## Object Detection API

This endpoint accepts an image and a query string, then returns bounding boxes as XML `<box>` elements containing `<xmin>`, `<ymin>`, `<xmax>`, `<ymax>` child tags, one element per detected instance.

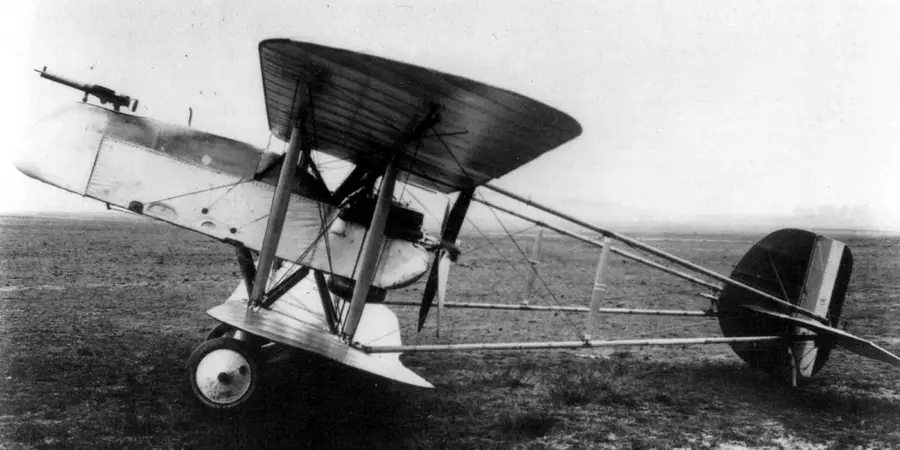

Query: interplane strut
<box><xmin>341</xmin><ymin>158</ymin><xmax>401</xmax><ymax>341</ymax></box>
<box><xmin>249</xmin><ymin>117</ymin><xmax>310</xmax><ymax>309</ymax></box>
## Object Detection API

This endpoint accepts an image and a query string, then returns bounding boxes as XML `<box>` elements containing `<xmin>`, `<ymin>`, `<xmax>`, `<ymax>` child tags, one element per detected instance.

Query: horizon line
<box><xmin>2</xmin><ymin>211</ymin><xmax>898</xmax><ymax>236</ymax></box>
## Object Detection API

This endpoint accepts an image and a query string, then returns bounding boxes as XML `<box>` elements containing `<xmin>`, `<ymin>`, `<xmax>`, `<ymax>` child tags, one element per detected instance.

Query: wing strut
<box><xmin>249</xmin><ymin>119</ymin><xmax>310</xmax><ymax>308</ymax></box>
<box><xmin>235</xmin><ymin>245</ymin><xmax>256</xmax><ymax>298</ymax></box>
<box><xmin>340</xmin><ymin>157</ymin><xmax>401</xmax><ymax>341</ymax></box>
<box><xmin>313</xmin><ymin>271</ymin><xmax>340</xmax><ymax>334</ymax></box>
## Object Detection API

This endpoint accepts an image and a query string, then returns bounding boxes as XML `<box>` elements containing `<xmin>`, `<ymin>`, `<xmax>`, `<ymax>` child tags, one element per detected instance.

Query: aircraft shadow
<box><xmin>202</xmin><ymin>354</ymin><xmax>446</xmax><ymax>449</ymax></box>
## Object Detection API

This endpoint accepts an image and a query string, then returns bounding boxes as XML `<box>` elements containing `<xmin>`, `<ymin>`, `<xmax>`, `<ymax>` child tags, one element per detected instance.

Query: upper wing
<box><xmin>259</xmin><ymin>39</ymin><xmax>582</xmax><ymax>193</ymax></box>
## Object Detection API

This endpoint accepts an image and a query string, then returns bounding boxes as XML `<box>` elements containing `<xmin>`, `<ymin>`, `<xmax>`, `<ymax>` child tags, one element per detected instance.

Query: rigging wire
<box><xmin>309</xmin><ymin>91</ymin><xmax>343</xmax><ymax>326</ymax></box>
<box><xmin>462</xmin><ymin>225</ymin><xmax>537</xmax><ymax>256</ymax></box>
<box><xmin>245</xmin><ymin>94</ymin><xmax>808</xmax><ymax>353</ymax></box>
<box><xmin>360</xmin><ymin>191</ymin><xmax>536</xmax><ymax>345</ymax></box>
<box><xmin>204</xmin><ymin>177</ymin><xmax>250</xmax><ymax>211</ymax></box>
<box><xmin>403</xmin><ymin>188</ymin><xmax>442</xmax><ymax>231</ymax></box>
<box><xmin>234</xmin><ymin>212</ymin><xmax>270</xmax><ymax>231</ymax></box>
<box><xmin>145</xmin><ymin>178</ymin><xmax>248</xmax><ymax>205</ymax></box>
<box><xmin>470</xmin><ymin>198</ymin><xmax>585</xmax><ymax>339</ymax></box>
<box><xmin>429</xmin><ymin>130</ymin><xmax>587</xmax><ymax>339</ymax></box>
<box><xmin>361</xmin><ymin>321</ymin><xmax>404</xmax><ymax>347</ymax></box>
<box><xmin>360</xmin><ymin>129</ymin><xmax>778</xmax><ymax>349</ymax></box>
<box><xmin>257</xmin><ymin>212</ymin><xmax>344</xmax><ymax>319</ymax></box>
<box><xmin>398</xmin><ymin>137</ymin><xmax>423</xmax><ymax>202</ymax></box>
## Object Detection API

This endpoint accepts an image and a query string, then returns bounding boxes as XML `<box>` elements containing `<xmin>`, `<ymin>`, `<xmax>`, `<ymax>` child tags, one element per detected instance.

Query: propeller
<box><xmin>435</xmin><ymin>249</ymin><xmax>451</xmax><ymax>337</ymax></box>
<box><xmin>417</xmin><ymin>189</ymin><xmax>473</xmax><ymax>333</ymax></box>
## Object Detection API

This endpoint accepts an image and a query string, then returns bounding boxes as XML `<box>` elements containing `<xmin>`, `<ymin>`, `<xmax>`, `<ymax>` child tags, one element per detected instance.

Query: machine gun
<box><xmin>35</xmin><ymin>66</ymin><xmax>139</xmax><ymax>112</ymax></box>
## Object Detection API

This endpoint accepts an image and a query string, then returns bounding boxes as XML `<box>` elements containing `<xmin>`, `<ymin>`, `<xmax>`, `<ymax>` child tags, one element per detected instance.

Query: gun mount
<box><xmin>35</xmin><ymin>66</ymin><xmax>139</xmax><ymax>112</ymax></box>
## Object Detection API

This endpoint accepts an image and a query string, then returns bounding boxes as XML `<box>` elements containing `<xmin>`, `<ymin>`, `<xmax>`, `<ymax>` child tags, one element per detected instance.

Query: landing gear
<box><xmin>186</xmin><ymin>337</ymin><xmax>262</xmax><ymax>412</ymax></box>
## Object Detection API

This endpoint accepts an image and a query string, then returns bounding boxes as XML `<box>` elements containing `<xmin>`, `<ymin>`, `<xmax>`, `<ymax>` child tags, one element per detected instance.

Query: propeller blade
<box><xmin>417</xmin><ymin>253</ymin><xmax>441</xmax><ymax>332</ymax></box>
<box><xmin>417</xmin><ymin>188</ymin><xmax>473</xmax><ymax>332</ymax></box>
<box><xmin>436</xmin><ymin>250</ymin><xmax>450</xmax><ymax>337</ymax></box>
<box><xmin>439</xmin><ymin>201</ymin><xmax>451</xmax><ymax>236</ymax></box>
<box><xmin>441</xmin><ymin>191</ymin><xmax>470</xmax><ymax>249</ymax></box>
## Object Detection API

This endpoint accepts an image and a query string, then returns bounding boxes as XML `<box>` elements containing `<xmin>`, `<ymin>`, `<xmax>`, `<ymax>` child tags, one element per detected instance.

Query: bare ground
<box><xmin>0</xmin><ymin>216</ymin><xmax>898</xmax><ymax>449</ymax></box>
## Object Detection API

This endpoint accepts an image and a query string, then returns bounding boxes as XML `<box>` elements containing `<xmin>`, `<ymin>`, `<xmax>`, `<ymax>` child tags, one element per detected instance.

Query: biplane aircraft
<box><xmin>16</xmin><ymin>38</ymin><xmax>900</xmax><ymax>412</ymax></box>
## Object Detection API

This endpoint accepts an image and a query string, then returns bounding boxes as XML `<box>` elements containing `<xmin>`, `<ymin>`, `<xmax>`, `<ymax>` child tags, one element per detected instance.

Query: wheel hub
<box><xmin>194</xmin><ymin>348</ymin><xmax>253</xmax><ymax>405</ymax></box>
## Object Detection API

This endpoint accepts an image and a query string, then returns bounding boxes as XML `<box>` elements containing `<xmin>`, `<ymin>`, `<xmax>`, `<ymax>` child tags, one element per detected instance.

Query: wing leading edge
<box><xmin>259</xmin><ymin>39</ymin><xmax>582</xmax><ymax>193</ymax></box>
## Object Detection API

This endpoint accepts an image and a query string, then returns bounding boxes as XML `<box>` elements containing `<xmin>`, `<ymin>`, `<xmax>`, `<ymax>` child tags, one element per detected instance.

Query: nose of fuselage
<box><xmin>15</xmin><ymin>103</ymin><xmax>110</xmax><ymax>195</ymax></box>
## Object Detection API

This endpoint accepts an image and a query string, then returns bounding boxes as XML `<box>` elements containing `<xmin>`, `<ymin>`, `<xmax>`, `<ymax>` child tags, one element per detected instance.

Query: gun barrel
<box><xmin>34</xmin><ymin>68</ymin><xmax>90</xmax><ymax>92</ymax></box>
<box><xmin>34</xmin><ymin>66</ymin><xmax>137</xmax><ymax>112</ymax></box>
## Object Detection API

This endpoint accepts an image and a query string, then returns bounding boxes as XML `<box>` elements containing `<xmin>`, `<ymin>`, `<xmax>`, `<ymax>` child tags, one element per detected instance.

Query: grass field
<box><xmin>0</xmin><ymin>215</ymin><xmax>898</xmax><ymax>449</ymax></box>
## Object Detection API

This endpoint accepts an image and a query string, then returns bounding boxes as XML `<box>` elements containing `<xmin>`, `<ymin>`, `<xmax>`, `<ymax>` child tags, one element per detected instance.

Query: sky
<box><xmin>2</xmin><ymin>1</ymin><xmax>899</xmax><ymax>231</ymax></box>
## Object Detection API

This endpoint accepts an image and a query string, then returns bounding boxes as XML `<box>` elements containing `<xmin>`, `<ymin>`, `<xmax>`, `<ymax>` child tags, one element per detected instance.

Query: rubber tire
<box><xmin>205</xmin><ymin>322</ymin><xmax>236</xmax><ymax>341</ymax></box>
<box><xmin>185</xmin><ymin>337</ymin><xmax>263</xmax><ymax>414</ymax></box>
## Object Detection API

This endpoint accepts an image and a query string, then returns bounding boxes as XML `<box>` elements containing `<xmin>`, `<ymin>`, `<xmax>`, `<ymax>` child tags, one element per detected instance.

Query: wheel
<box><xmin>207</xmin><ymin>323</ymin><xmax>270</xmax><ymax>347</ymax></box>
<box><xmin>205</xmin><ymin>322</ymin><xmax>236</xmax><ymax>341</ymax></box>
<box><xmin>186</xmin><ymin>337</ymin><xmax>262</xmax><ymax>412</ymax></box>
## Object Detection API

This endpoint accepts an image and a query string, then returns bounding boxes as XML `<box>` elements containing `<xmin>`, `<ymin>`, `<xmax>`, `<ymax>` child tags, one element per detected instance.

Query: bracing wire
<box><xmin>470</xmin><ymin>196</ymin><xmax>586</xmax><ymax>339</ymax></box>
<box><xmin>427</xmin><ymin>129</ymin><xmax>588</xmax><ymax>339</ymax></box>
<box><xmin>462</xmin><ymin>225</ymin><xmax>537</xmax><ymax>256</ymax></box>
<box><xmin>145</xmin><ymin>178</ymin><xmax>248</xmax><ymax>205</ymax></box>
<box><xmin>260</xmin><ymin>102</ymin><xmax>811</xmax><ymax>356</ymax></box>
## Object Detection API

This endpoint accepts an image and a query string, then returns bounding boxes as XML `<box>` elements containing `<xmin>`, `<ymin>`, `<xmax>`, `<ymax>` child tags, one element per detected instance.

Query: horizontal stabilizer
<box><xmin>743</xmin><ymin>305</ymin><xmax>900</xmax><ymax>367</ymax></box>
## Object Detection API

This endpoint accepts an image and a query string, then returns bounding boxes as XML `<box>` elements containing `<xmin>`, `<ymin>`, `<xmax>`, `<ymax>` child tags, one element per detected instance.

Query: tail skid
<box><xmin>744</xmin><ymin>305</ymin><xmax>900</xmax><ymax>367</ymax></box>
